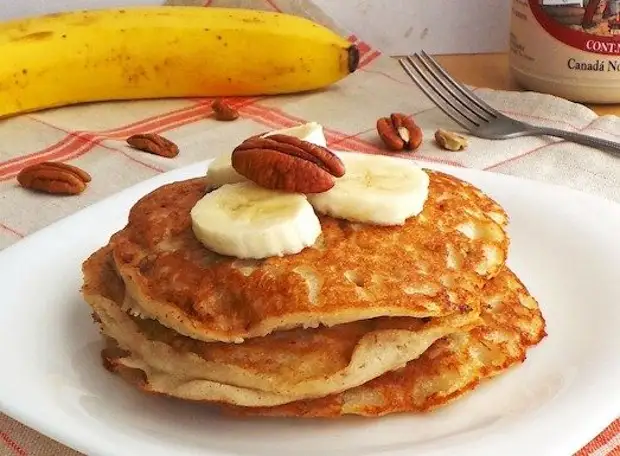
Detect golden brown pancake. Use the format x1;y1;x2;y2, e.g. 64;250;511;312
84;245;481;405
101;267;545;416
103;170;509;343
223;267;547;417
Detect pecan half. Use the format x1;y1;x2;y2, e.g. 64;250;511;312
434;128;468;151
377;113;423;151
126;133;179;158
211;98;240;121
17;161;90;195
231;134;345;194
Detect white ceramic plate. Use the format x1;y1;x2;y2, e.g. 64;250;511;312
0;157;619;456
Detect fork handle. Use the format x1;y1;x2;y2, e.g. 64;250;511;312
532;127;620;156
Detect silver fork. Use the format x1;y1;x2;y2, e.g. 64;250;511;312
398;51;620;155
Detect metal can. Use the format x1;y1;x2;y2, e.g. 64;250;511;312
509;0;620;103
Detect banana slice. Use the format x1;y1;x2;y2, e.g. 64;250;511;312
191;181;321;259
308;152;430;226
205;153;246;188
263;121;327;147
205;122;327;188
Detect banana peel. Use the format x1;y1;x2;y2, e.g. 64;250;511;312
0;6;359;119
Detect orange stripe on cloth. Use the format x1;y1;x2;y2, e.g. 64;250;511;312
577;419;620;456
332;134;464;168
346;35;380;67
359;50;382;68
347;36;382;68
263;0;282;12
0;134;92;178
0;97;261;181
98;97;259;139
0;135;105;182
98;105;212;139
355;39;371;56
27;119;166;176
0;223;25;239
0;431;28;456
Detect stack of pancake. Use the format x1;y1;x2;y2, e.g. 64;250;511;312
81;169;546;418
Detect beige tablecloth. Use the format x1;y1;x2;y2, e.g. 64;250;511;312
0;1;619;455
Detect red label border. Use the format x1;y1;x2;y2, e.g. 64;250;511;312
529;0;620;55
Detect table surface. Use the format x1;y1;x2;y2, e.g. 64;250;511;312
1;49;619;456
434;53;620;117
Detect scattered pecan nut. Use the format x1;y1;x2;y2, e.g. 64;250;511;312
434;129;468;151
17;161;91;195
126;133;179;158
231;134;345;194
211;98;240;121
377;113;423;151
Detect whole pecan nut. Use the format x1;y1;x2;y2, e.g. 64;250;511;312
212;98;240;121
127;133;179;158
231;134;346;194
17;161;91;195
377;113;423;151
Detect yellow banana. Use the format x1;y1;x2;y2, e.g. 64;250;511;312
0;6;359;119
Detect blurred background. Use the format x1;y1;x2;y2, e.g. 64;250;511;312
0;0;510;55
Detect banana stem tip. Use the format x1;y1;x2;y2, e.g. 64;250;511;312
348;45;360;73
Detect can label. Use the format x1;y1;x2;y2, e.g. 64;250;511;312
530;0;620;55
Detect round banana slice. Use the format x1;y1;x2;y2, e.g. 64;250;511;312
191;181;321;259
308;152;430;226
205;122;327;188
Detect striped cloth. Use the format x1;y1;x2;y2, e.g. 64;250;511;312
0;1;619;455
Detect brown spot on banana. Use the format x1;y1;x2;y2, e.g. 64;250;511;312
70;14;100;26
44;12;68;19
348;45;360;73
12;31;54;42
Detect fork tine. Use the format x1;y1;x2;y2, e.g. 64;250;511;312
420;50;500;118
415;53;494;122
397;58;475;130
400;56;480;129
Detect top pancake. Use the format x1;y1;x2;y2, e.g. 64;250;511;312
105;169;508;343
